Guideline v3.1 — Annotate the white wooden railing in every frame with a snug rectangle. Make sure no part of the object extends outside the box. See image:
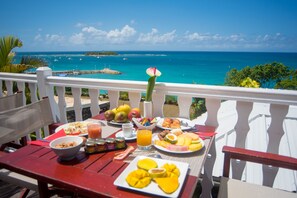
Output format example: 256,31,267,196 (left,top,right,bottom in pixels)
1,67,297,197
